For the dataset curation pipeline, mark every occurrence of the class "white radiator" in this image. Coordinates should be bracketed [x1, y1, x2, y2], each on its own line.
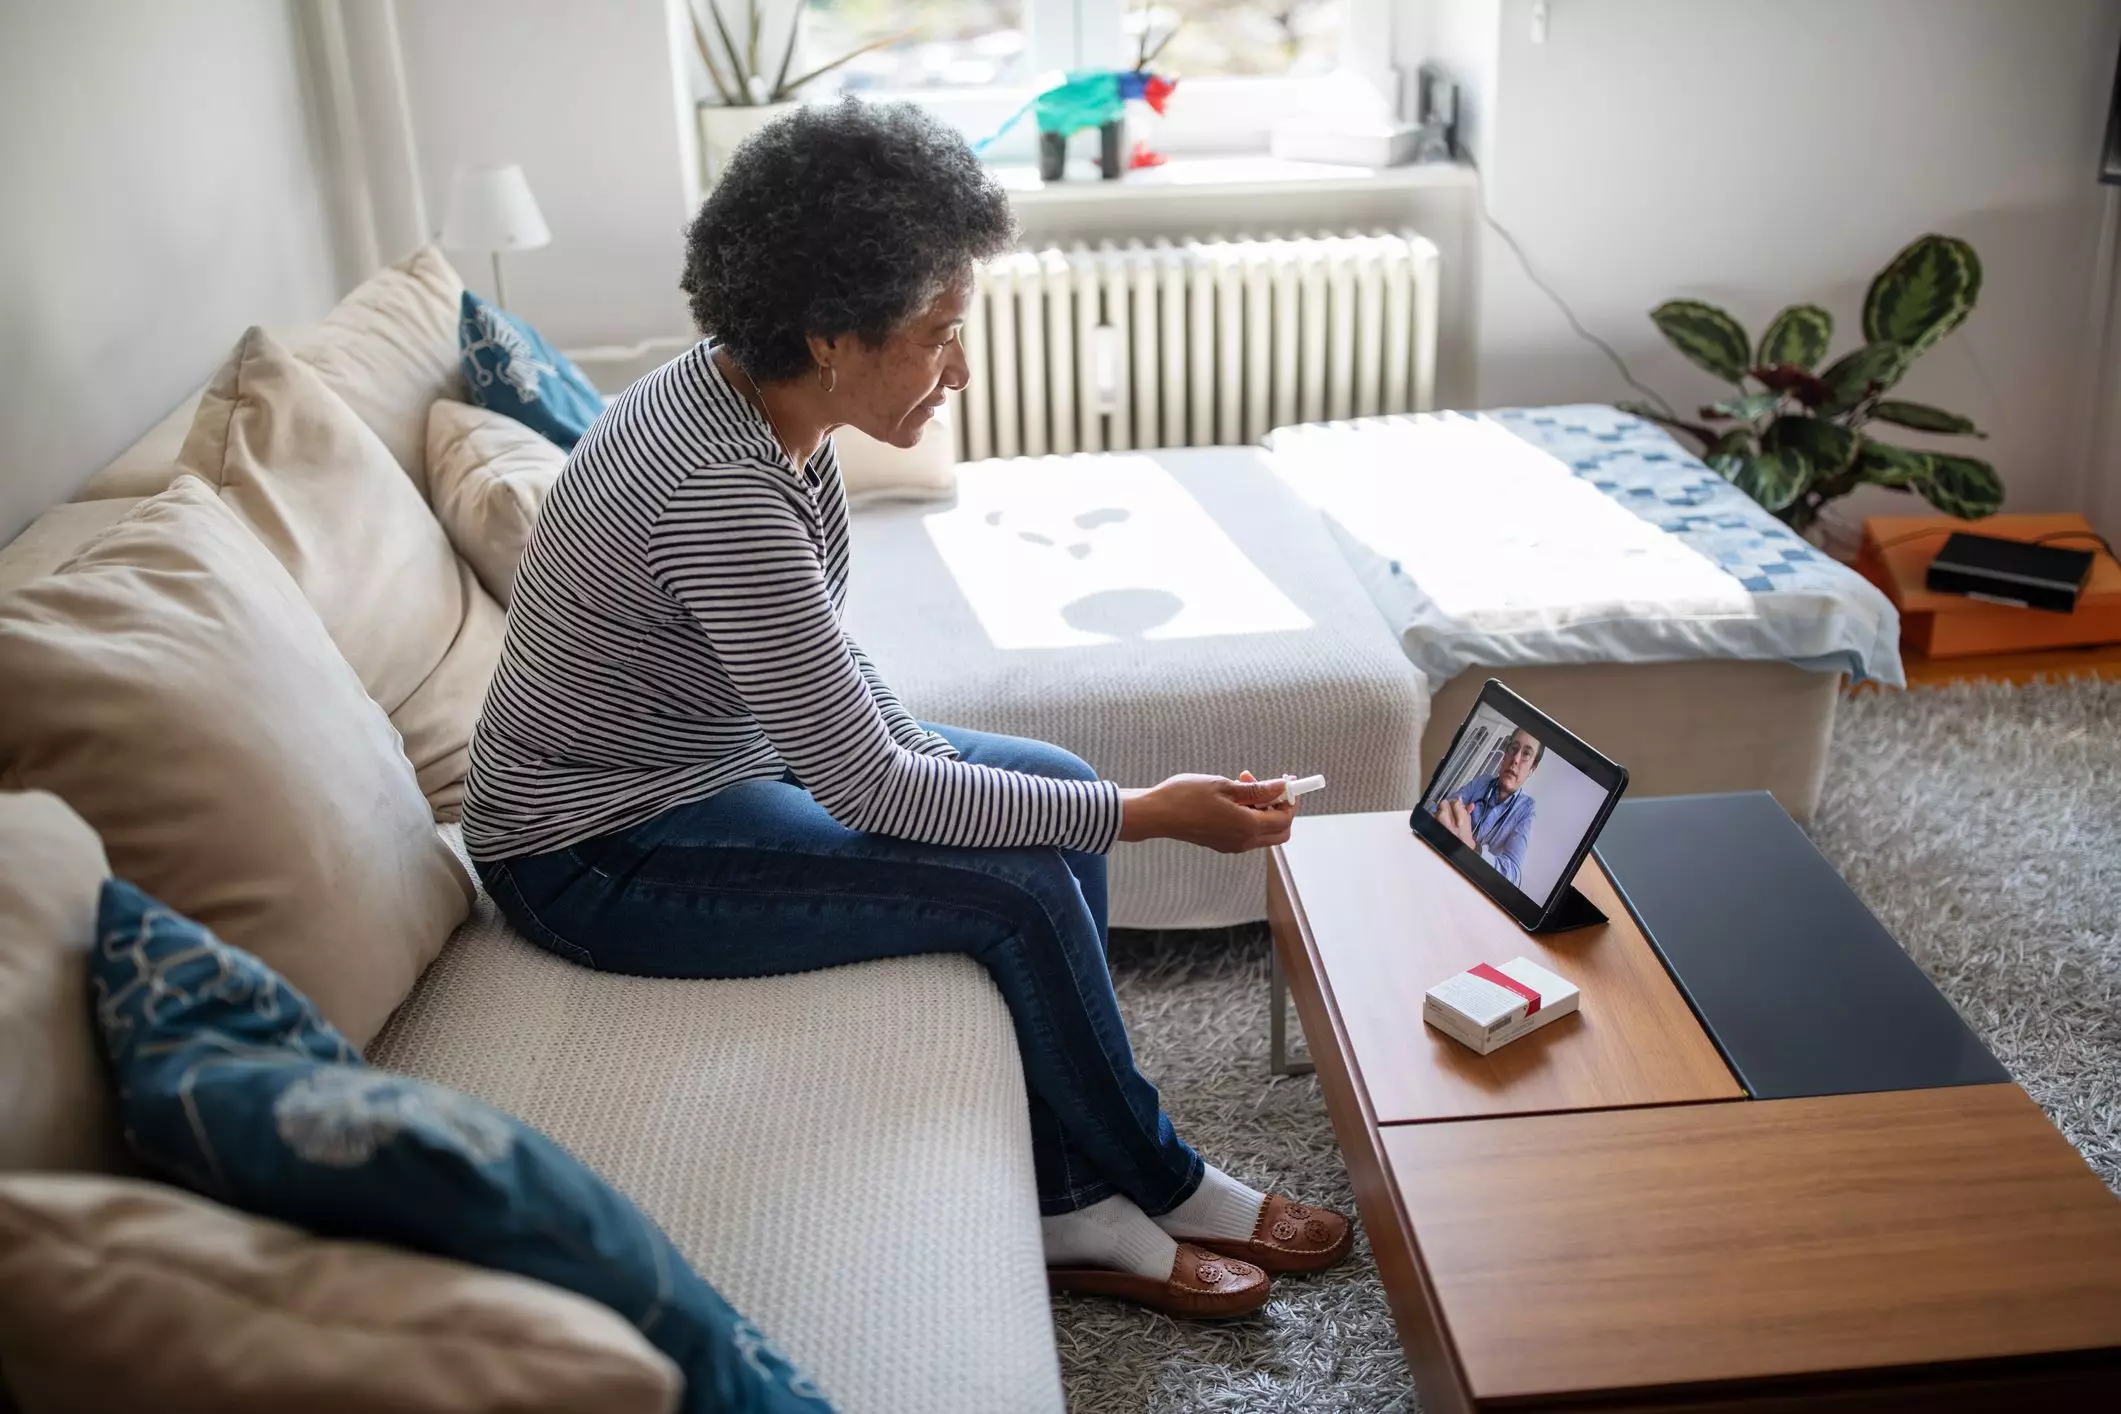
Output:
[954, 231, 1441, 462]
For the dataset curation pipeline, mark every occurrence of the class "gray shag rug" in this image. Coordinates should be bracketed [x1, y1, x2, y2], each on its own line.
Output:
[1060, 678, 2121, 1414]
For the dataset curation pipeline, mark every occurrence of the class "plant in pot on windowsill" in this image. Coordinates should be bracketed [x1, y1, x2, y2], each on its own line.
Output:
[1619, 234, 2001, 541]
[688, 1, 911, 184]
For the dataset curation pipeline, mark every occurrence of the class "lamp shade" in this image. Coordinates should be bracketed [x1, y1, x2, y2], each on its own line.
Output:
[439, 164, 551, 253]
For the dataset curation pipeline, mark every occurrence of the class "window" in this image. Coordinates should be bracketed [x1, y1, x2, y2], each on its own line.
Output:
[806, 1, 1358, 91]
[755, 1, 1390, 167]
[1135, 1, 1346, 79]
[810, 0, 1031, 92]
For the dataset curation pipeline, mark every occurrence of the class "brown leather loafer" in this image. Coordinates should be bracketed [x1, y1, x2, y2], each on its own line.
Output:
[1047, 1242, 1271, 1319]
[1196, 1194, 1354, 1274]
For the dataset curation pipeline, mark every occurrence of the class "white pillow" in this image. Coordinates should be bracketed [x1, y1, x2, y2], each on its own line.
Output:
[0, 479, 471, 1046]
[177, 327, 506, 819]
[426, 399, 566, 606]
[292, 244, 468, 500]
[835, 404, 957, 506]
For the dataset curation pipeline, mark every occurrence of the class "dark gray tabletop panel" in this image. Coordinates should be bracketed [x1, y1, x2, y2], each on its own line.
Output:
[1592, 792, 2007, 1100]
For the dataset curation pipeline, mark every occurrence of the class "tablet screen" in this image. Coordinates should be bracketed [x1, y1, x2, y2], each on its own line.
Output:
[1416, 686, 1625, 922]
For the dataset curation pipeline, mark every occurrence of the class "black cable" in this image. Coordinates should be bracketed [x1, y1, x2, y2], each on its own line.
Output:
[1868, 528, 1958, 552]
[1458, 144, 1679, 419]
[2034, 529, 2117, 561]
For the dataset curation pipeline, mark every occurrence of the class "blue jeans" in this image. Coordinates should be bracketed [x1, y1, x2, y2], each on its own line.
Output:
[478, 724, 1203, 1218]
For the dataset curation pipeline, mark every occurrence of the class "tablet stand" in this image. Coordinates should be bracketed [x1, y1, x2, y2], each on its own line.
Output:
[1530, 883, 1607, 934]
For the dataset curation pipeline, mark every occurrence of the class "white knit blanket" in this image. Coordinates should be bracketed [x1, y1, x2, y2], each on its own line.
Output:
[1265, 407, 1904, 688]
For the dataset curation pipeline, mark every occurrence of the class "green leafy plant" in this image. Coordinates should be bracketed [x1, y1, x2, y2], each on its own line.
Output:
[688, 1, 909, 106]
[1619, 234, 2000, 534]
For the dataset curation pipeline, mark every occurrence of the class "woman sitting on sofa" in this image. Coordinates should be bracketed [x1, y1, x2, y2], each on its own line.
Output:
[460, 99, 1350, 1319]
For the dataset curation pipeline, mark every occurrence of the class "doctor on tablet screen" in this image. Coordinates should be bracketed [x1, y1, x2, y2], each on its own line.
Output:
[1432, 729, 1541, 886]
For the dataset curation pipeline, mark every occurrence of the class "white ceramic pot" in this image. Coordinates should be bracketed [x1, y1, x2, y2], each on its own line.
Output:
[698, 100, 801, 187]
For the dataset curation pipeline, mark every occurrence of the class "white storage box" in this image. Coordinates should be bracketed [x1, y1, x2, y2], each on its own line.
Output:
[1423, 957, 1580, 1055]
[1268, 117, 1419, 168]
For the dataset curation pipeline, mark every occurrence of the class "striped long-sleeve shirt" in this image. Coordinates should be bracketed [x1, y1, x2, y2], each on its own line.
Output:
[460, 341, 1122, 863]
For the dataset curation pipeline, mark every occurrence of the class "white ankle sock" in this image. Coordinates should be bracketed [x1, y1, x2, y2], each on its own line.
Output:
[1154, 1165, 1267, 1244]
[1041, 1194, 1178, 1280]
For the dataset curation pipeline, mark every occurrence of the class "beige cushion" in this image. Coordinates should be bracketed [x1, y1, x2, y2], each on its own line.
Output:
[77, 394, 203, 501]
[177, 326, 505, 818]
[0, 480, 471, 1046]
[0, 793, 118, 1173]
[293, 245, 467, 500]
[0, 500, 142, 596]
[0, 1174, 680, 1414]
[426, 399, 564, 606]
[835, 407, 957, 505]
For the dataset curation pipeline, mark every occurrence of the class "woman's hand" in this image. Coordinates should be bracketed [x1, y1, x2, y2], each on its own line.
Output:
[1117, 774, 1298, 853]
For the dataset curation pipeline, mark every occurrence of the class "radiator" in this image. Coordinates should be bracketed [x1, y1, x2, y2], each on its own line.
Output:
[954, 231, 1441, 462]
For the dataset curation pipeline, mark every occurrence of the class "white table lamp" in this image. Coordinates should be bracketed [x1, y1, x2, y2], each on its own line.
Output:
[440, 164, 551, 309]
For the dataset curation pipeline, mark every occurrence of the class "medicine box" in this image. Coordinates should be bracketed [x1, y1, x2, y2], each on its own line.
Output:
[1423, 956, 1580, 1056]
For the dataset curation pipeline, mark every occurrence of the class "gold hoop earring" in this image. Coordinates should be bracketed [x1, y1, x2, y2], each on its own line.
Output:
[818, 364, 837, 394]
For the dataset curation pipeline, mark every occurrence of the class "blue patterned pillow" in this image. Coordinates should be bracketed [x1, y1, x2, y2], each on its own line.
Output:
[458, 290, 605, 450]
[92, 879, 830, 1414]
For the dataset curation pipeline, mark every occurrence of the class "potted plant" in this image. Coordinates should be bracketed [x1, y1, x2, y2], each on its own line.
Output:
[1621, 234, 2001, 537]
[688, 1, 910, 183]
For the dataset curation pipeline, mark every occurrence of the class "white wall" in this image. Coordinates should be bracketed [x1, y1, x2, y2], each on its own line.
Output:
[1410, 0, 2121, 534]
[392, 0, 697, 349]
[0, 0, 348, 541]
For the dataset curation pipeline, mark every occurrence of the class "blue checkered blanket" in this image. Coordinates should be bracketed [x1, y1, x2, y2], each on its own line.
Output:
[1263, 405, 1903, 687]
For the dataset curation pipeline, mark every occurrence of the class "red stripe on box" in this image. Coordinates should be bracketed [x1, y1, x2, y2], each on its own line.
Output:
[1468, 962, 1540, 1015]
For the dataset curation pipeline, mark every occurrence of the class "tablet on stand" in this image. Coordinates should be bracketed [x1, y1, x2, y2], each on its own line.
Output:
[1409, 679, 1629, 935]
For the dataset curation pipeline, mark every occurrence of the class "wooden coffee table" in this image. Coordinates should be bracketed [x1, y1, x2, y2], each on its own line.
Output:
[1269, 811, 2121, 1412]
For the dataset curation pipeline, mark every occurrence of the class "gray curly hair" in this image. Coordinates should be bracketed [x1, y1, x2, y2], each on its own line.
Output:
[680, 99, 1017, 383]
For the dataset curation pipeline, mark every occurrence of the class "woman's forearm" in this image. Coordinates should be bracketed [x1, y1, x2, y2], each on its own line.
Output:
[1118, 776, 1296, 853]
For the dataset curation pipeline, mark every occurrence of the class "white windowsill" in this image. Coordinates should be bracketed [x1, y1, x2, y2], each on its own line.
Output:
[991, 155, 1477, 205]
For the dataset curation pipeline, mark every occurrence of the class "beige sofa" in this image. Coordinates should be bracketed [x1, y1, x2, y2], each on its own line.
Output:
[0, 248, 1064, 1414]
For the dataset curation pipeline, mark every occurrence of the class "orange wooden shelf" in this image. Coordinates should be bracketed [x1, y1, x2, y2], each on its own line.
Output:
[1858, 513, 2121, 659]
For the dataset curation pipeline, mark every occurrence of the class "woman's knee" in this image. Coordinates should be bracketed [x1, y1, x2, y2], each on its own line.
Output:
[933, 724, 1100, 784]
[1031, 740, 1098, 784]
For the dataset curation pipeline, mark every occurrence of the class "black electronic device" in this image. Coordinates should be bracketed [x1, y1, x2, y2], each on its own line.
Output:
[1925, 531, 2094, 613]
[1409, 679, 1628, 933]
